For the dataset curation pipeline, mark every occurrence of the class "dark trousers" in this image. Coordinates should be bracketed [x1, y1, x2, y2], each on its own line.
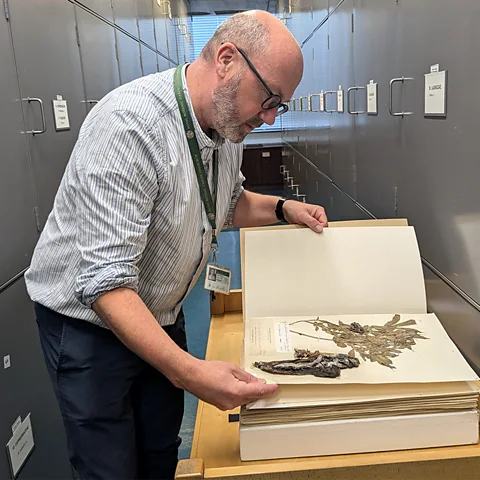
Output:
[34, 302, 187, 480]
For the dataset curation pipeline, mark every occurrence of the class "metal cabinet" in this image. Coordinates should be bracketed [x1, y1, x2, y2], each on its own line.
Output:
[115, 28, 143, 84]
[352, 0, 402, 218]
[395, 0, 480, 303]
[0, 13, 38, 287]
[136, 0, 156, 49]
[0, 279, 71, 479]
[153, 1, 171, 64]
[75, 5, 121, 111]
[112, 0, 139, 38]
[8, 0, 87, 230]
[141, 44, 159, 76]
[327, 0, 356, 199]
[75, 0, 115, 22]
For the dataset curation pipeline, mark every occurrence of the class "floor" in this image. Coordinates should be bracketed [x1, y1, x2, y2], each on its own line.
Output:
[178, 188, 285, 460]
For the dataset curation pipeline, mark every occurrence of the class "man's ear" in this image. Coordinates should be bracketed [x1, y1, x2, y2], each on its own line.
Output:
[215, 42, 236, 79]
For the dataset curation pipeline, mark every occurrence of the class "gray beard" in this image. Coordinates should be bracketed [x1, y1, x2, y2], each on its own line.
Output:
[211, 73, 252, 144]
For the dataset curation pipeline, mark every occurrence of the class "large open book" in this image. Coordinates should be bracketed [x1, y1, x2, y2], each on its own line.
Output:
[239, 222, 479, 461]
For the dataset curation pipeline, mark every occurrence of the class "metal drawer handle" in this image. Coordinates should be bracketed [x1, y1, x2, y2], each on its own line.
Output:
[22, 97, 47, 135]
[308, 93, 323, 112]
[300, 96, 309, 111]
[324, 91, 337, 113]
[347, 86, 366, 115]
[294, 98, 302, 111]
[389, 77, 414, 116]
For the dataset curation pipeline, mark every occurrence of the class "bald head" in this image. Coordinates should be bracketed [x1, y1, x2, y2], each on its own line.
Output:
[201, 10, 302, 70]
[188, 10, 304, 143]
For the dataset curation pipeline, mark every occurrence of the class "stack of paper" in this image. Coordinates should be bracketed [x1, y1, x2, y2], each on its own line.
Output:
[239, 225, 480, 461]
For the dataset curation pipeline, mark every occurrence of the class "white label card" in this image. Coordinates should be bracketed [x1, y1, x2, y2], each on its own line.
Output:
[6, 414, 35, 478]
[337, 89, 344, 112]
[274, 323, 292, 353]
[204, 264, 232, 295]
[12, 416, 22, 434]
[52, 99, 70, 131]
[424, 70, 447, 116]
[367, 81, 378, 114]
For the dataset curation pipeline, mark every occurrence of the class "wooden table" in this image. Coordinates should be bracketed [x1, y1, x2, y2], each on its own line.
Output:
[175, 220, 480, 480]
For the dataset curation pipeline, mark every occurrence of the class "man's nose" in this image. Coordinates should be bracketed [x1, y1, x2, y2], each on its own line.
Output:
[258, 108, 278, 126]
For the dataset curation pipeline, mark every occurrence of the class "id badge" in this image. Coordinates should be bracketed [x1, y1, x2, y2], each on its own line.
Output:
[204, 263, 232, 295]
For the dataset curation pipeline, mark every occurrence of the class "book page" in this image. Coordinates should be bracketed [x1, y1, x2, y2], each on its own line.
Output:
[243, 313, 479, 385]
[243, 226, 427, 319]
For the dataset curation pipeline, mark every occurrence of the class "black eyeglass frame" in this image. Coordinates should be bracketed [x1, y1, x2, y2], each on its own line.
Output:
[233, 46, 289, 117]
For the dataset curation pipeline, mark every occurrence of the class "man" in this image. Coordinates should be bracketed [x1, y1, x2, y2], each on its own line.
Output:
[25, 9, 328, 480]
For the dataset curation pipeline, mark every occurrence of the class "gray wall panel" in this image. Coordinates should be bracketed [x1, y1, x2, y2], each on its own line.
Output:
[75, 0, 114, 22]
[352, 0, 400, 217]
[141, 43, 159, 76]
[153, 2, 170, 61]
[76, 6, 121, 108]
[327, 0, 356, 198]
[9, 0, 87, 230]
[116, 29, 143, 84]
[0, 15, 38, 286]
[0, 278, 71, 479]
[396, 0, 480, 304]
[136, 0, 156, 49]
[112, 0, 139, 38]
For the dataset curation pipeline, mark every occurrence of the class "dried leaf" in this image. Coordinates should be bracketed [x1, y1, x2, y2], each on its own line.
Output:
[386, 314, 401, 326]
[348, 349, 356, 358]
[396, 319, 417, 327]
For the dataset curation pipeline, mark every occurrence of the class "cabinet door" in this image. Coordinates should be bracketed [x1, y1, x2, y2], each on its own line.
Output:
[136, 0, 156, 49]
[327, 0, 356, 199]
[0, 279, 71, 479]
[353, 0, 400, 218]
[112, 0, 138, 38]
[153, 1, 170, 61]
[8, 0, 87, 230]
[116, 29, 143, 84]
[76, 0, 114, 22]
[396, 0, 480, 302]
[76, 6, 121, 111]
[0, 14, 38, 286]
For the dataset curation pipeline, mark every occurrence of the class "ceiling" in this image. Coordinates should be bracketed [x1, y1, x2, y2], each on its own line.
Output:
[187, 0, 279, 15]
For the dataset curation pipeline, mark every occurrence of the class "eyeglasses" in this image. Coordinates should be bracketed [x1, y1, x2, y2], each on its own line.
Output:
[235, 47, 289, 116]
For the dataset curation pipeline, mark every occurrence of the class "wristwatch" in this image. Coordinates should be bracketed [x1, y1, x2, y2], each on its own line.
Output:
[275, 197, 287, 222]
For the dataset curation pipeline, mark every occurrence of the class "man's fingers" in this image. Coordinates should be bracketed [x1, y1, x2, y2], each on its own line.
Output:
[231, 366, 266, 384]
[299, 210, 324, 233]
[240, 381, 279, 401]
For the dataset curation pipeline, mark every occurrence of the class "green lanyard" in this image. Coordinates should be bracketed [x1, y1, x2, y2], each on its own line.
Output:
[173, 64, 219, 251]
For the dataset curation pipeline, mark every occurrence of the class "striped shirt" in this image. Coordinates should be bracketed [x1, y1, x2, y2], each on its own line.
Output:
[25, 65, 245, 327]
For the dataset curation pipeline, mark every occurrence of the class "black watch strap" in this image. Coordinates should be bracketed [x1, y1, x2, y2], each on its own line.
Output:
[275, 197, 287, 222]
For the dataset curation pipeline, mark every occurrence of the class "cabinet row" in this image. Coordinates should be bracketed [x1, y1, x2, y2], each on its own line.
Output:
[280, 0, 480, 310]
[0, 0, 192, 289]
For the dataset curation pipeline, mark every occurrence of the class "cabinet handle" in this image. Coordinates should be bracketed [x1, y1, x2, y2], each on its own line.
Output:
[347, 86, 366, 115]
[308, 93, 323, 112]
[389, 77, 414, 116]
[324, 91, 337, 113]
[22, 97, 47, 135]
[300, 96, 309, 111]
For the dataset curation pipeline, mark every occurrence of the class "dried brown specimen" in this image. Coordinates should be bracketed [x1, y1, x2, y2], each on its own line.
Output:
[289, 314, 428, 369]
[253, 348, 360, 378]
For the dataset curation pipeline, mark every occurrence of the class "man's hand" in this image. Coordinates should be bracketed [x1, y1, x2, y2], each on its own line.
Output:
[179, 359, 278, 411]
[232, 190, 328, 232]
[283, 200, 328, 233]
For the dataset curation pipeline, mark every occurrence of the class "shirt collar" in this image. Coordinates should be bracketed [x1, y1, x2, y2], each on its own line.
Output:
[181, 64, 225, 154]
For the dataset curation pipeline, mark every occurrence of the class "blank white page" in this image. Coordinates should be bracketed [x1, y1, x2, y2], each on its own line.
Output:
[243, 226, 427, 319]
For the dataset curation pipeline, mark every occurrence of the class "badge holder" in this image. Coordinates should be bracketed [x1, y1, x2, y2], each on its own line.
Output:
[204, 243, 232, 295]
